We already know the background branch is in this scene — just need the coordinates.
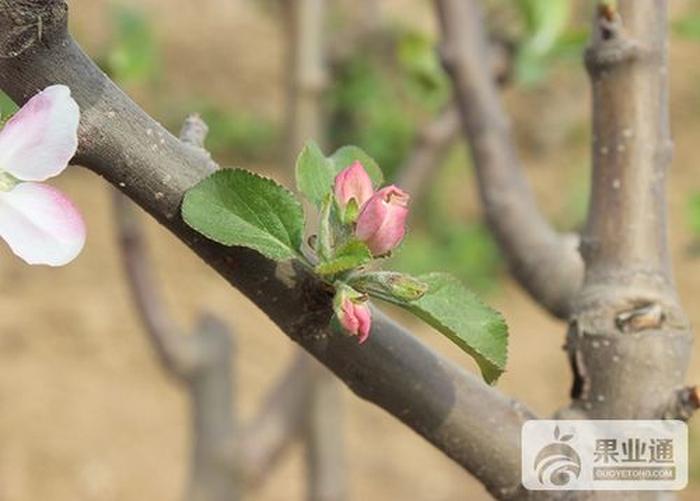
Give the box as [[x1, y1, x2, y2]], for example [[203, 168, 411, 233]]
[[396, 105, 460, 198], [114, 187, 239, 501], [559, 0, 693, 424], [434, 0, 584, 319], [282, 2, 345, 498], [114, 114, 314, 499]]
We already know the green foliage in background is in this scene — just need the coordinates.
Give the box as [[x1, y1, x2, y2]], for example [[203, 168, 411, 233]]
[[391, 148, 505, 295], [689, 193, 700, 236], [673, 5, 700, 41], [97, 3, 279, 163], [98, 3, 160, 86], [392, 222, 503, 295], [507, 0, 587, 85], [327, 26, 449, 181], [196, 104, 279, 163]]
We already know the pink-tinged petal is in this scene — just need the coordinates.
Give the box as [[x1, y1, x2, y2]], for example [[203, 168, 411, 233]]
[[337, 296, 372, 343], [0, 85, 80, 182], [355, 185, 410, 255], [0, 182, 85, 266], [356, 305, 372, 344], [355, 192, 386, 241], [334, 161, 374, 208], [340, 299, 360, 334]]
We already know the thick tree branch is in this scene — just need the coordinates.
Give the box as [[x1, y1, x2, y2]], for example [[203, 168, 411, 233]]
[[561, 0, 693, 424], [0, 2, 533, 497], [434, 0, 584, 319]]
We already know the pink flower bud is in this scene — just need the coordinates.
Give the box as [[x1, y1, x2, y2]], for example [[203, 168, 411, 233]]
[[337, 296, 372, 344], [334, 161, 374, 209], [355, 185, 409, 256]]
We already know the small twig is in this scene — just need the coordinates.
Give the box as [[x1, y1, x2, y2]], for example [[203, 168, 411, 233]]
[[396, 38, 512, 199], [180, 113, 209, 148], [396, 105, 460, 197]]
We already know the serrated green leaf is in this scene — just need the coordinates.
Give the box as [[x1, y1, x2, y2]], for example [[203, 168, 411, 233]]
[[375, 273, 508, 384], [182, 169, 304, 261], [295, 142, 385, 208], [295, 141, 336, 207], [315, 241, 372, 276], [330, 145, 384, 187]]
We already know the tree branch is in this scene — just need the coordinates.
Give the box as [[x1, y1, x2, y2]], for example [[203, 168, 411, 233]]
[[237, 352, 313, 486], [396, 105, 460, 197], [281, 3, 346, 499], [560, 0, 693, 422], [434, 0, 583, 319], [282, 0, 328, 160], [113, 189, 239, 501], [0, 3, 533, 497], [115, 114, 313, 498]]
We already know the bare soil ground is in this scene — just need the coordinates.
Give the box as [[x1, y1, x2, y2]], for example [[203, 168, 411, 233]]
[[1, 1, 699, 500]]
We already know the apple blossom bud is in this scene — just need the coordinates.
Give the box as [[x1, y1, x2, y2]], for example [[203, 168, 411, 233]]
[[334, 161, 374, 213], [334, 285, 372, 343], [355, 185, 409, 256]]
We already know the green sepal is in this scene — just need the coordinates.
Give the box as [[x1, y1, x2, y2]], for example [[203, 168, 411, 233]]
[[349, 271, 428, 302], [315, 241, 373, 276]]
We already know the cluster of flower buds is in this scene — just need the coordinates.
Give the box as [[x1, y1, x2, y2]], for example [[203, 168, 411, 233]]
[[334, 161, 409, 256], [330, 161, 411, 344]]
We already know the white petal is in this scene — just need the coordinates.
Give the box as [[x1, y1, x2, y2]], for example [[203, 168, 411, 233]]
[[0, 182, 85, 266], [0, 85, 80, 181]]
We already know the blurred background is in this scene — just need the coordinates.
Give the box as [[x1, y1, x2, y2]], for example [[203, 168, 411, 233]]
[[1, 0, 700, 499]]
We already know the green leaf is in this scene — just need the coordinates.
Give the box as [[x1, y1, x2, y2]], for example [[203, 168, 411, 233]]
[[182, 169, 304, 261], [295, 142, 384, 208], [106, 5, 159, 85], [376, 273, 508, 384], [295, 141, 336, 207], [315, 241, 372, 276], [330, 146, 384, 187]]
